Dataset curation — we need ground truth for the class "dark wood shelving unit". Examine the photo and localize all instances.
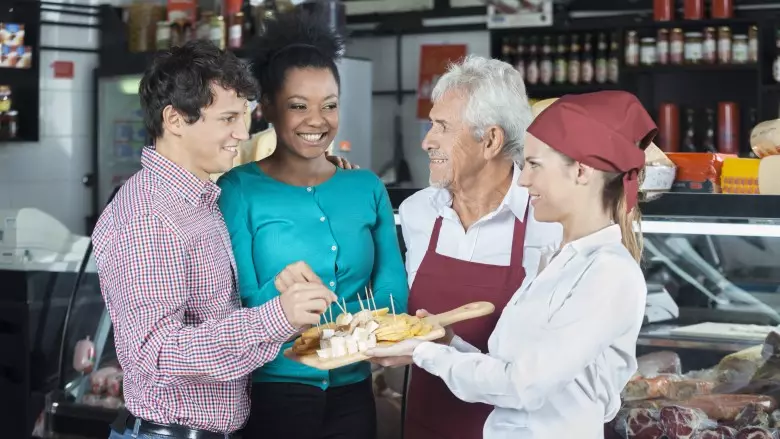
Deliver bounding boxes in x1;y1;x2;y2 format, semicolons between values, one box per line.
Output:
489;9;780;158
0;1;41;144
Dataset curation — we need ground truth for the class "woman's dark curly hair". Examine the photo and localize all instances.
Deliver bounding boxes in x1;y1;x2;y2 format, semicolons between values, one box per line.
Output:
246;8;345;103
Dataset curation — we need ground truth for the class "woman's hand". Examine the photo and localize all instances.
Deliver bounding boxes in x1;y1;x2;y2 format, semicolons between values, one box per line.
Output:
275;261;322;294
367;309;455;368
326;155;359;170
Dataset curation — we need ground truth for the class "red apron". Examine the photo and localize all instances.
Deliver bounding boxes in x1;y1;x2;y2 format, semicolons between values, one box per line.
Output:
404;205;530;439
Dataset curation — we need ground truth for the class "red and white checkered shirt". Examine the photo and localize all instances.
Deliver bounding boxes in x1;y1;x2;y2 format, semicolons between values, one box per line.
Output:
92;147;297;434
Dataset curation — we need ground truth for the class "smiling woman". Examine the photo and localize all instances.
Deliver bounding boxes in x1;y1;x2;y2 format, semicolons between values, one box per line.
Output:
215;8;409;439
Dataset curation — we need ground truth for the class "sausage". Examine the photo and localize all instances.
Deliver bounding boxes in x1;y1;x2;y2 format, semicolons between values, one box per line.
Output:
677;395;777;421
623;375;680;401
105;372;123;397
665;380;716;400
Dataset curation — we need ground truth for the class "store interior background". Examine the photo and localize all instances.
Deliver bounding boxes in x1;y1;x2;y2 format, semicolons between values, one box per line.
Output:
8;0;780;438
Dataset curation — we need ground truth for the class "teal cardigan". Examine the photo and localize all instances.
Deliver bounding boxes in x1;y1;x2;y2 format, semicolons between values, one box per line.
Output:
217;163;408;390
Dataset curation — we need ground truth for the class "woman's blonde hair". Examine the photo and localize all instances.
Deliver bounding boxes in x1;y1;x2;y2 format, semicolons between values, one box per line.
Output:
601;169;645;262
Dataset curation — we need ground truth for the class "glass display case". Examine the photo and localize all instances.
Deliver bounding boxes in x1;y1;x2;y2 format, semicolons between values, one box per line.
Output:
39;191;780;438
387;190;780;438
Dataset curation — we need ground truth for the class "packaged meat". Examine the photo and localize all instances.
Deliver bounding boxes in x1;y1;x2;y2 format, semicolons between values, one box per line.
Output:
81;393;103;407
637;351;683;377
90;367;120;395
666;380;716;400
717;346;765;387
620;408;665;439
659;405;716;439
735;427;775;439
106;372;123;397
72;337;96;373
733;403;771;429
749;119;780;158
753;332;780;382
693;426;738;439
623;374;681;401
678;395;777;421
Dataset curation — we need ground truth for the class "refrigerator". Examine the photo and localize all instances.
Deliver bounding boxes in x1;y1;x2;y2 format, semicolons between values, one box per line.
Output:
92;57;374;215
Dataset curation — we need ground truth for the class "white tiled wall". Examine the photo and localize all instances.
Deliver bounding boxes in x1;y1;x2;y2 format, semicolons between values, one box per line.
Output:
345;30;490;187
0;2;100;235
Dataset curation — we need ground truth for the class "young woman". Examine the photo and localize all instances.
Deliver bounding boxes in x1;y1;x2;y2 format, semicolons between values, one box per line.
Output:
368;90;652;439
217;10;408;439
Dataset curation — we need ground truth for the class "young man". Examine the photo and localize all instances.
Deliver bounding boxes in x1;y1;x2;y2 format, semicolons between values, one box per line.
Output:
93;40;337;439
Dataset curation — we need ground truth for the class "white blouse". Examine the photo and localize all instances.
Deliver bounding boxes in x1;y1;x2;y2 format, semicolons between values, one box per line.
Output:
411;224;648;439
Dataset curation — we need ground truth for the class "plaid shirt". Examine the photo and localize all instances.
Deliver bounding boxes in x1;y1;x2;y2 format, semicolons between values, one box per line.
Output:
92;147;297;433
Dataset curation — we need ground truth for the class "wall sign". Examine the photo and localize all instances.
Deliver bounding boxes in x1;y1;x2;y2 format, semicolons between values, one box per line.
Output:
416;44;468;120
51;61;74;79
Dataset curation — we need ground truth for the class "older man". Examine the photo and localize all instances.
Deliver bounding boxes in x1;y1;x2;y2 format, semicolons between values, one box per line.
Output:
397;55;563;439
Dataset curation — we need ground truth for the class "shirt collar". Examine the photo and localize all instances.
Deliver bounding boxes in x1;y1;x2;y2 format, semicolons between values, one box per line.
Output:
141;146;221;209
428;162;529;222
568;224;624;254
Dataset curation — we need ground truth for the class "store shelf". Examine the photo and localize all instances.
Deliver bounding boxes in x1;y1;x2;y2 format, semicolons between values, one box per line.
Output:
638;324;758;353
624;63;759;74
526;82;625;98
388;190;780;220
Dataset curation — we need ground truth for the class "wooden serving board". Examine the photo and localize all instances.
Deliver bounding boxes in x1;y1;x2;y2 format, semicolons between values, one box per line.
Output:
669;322;778;342
283;301;495;371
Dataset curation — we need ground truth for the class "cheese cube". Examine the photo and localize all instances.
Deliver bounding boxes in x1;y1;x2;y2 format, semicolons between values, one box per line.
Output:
367;334;377;348
352;327;369;342
346;336;359;354
322;329;335;340
317;349;332;359
320;339;331;350
330;337;347;357
358;340;369;352
365;321;380;334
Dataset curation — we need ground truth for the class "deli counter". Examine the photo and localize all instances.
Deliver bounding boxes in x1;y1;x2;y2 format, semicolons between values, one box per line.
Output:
33;192;780;438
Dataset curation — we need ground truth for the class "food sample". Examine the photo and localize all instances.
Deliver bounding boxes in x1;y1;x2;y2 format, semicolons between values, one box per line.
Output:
291;308;435;360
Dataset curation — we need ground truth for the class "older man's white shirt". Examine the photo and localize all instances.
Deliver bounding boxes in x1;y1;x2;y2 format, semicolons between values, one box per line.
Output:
399;163;563;288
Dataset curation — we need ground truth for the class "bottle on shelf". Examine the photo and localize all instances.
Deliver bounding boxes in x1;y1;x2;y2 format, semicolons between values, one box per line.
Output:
773;30;780;83
514;36;526;81
625;30;639;66
595;33;608;83
526;36;540;86
581;33;594;84
608;32;620;83
500;37;514;64
702;108;717;153
681;108;698;153
554;35;568;84
539;36;552;85
718;102;740;155
568;34;581;85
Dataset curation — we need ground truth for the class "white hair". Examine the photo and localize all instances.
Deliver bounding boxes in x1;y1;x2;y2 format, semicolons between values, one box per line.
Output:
431;54;532;162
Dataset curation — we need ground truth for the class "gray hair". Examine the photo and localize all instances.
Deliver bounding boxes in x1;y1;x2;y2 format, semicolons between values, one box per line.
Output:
431;54;532;162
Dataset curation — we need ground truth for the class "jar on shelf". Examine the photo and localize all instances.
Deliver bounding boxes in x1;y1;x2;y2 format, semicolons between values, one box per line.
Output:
748;26;758;63
732;35;749;63
625;30;639;66
711;0;734;19
640;37;657;66
657;29;669;64
155;21;170;50
0;85;12;113
684;32;703;64
653;0;673;21
718;26;732;64
670;28;684;64
703;27;716;63
683;0;704;20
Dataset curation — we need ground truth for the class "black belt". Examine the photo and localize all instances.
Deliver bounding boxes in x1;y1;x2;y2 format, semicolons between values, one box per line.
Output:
112;408;235;439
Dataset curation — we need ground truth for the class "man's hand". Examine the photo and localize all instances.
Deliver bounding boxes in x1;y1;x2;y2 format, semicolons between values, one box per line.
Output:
326;155;359;170
416;309;455;346
280;282;337;328
275;261;322;294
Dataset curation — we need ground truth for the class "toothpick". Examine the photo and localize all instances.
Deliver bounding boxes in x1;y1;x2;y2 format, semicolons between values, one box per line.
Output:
335;298;347;314
390;294;396;322
342;298;348;314
316;320;321;335
357;291;365;311
369;287;378;312
329;305;334;325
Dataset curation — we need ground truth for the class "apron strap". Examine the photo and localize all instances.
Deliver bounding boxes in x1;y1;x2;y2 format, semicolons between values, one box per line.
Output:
427;216;445;253
509;199;531;267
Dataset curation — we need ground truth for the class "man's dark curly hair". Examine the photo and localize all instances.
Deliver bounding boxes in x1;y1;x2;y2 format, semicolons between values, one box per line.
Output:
139;39;258;139
246;8;345;103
